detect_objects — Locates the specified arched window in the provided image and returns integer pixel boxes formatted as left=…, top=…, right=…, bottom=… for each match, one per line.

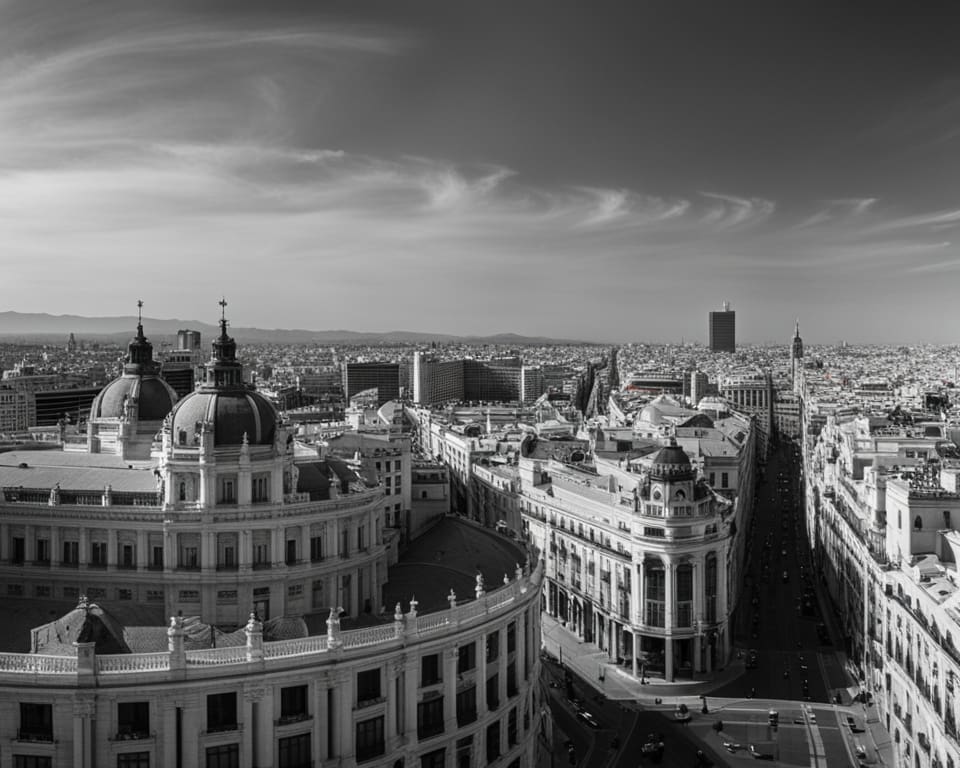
left=914, top=515, right=922, bottom=531
left=179, top=482, right=186, bottom=501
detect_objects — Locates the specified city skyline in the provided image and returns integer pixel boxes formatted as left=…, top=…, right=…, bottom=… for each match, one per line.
left=2, top=1, right=959, bottom=343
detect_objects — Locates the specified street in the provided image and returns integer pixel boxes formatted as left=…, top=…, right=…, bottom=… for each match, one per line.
left=539, top=441, right=869, bottom=768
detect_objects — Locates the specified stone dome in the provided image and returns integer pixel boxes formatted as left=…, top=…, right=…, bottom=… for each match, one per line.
left=90, top=312, right=177, bottom=421
left=167, top=300, right=279, bottom=447
left=92, top=375, right=178, bottom=421
left=169, top=388, right=277, bottom=446
left=649, top=438, right=694, bottom=481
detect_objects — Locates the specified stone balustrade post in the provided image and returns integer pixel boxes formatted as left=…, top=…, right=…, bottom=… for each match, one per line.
left=168, top=614, right=186, bottom=676
left=245, top=611, right=264, bottom=663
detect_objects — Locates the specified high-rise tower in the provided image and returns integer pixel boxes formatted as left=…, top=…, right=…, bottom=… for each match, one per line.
left=709, top=301, right=736, bottom=353
left=791, top=319, right=804, bottom=394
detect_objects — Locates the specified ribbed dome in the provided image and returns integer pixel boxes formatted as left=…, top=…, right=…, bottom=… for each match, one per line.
left=92, top=376, right=178, bottom=421
left=91, top=311, right=177, bottom=421
left=649, top=438, right=694, bottom=481
left=169, top=389, right=277, bottom=446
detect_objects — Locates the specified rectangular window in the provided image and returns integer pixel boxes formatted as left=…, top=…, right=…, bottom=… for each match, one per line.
left=206, top=692, right=237, bottom=733
left=205, top=744, right=239, bottom=768
left=357, top=668, right=382, bottom=705
left=12, top=536, right=25, bottom=564
left=310, top=536, right=323, bottom=562
left=456, top=687, right=477, bottom=726
left=421, top=748, right=446, bottom=768
left=508, top=707, right=518, bottom=746
left=280, top=685, right=309, bottom=723
left=35, top=539, right=49, bottom=563
left=179, top=546, right=198, bottom=569
left=252, top=476, right=269, bottom=503
left=219, top=479, right=236, bottom=504
left=458, top=642, right=476, bottom=674
left=62, top=540, right=79, bottom=565
left=14, top=758, right=52, bottom=768
left=118, top=588, right=133, bottom=600
left=151, top=545, right=163, bottom=569
left=486, top=721, right=501, bottom=763
left=417, top=696, right=445, bottom=739
left=117, top=754, right=150, bottom=768
left=355, top=716, right=385, bottom=762
left=507, top=661, right=517, bottom=697
left=721, top=472, right=729, bottom=489
left=507, top=622, right=516, bottom=653
left=121, top=544, right=134, bottom=568
left=645, top=567, right=666, bottom=627
left=421, top=654, right=441, bottom=687
left=278, top=733, right=311, bottom=768
left=35, top=585, right=50, bottom=597
left=91, top=541, right=107, bottom=566
left=486, top=631, right=499, bottom=663
left=456, top=736, right=473, bottom=768
left=286, top=539, right=297, bottom=565
left=486, top=673, right=499, bottom=711
left=117, top=701, right=150, bottom=738
left=357, top=525, right=366, bottom=551
left=340, top=528, right=349, bottom=558
left=19, top=702, right=53, bottom=741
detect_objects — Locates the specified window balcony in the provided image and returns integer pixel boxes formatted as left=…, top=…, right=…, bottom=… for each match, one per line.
left=252, top=562, right=272, bottom=570
left=216, top=563, right=239, bottom=572
left=17, top=730, right=53, bottom=742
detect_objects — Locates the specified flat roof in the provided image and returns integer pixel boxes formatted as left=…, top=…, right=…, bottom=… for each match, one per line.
left=0, top=449, right=158, bottom=492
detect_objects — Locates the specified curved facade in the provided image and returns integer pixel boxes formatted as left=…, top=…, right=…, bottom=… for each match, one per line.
left=521, top=438, right=739, bottom=682
left=0, top=563, right=543, bottom=768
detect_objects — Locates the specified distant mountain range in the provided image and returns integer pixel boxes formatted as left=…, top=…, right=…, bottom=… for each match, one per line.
left=0, top=312, right=595, bottom=346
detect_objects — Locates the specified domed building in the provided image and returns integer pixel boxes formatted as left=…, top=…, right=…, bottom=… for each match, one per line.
left=86, top=309, right=178, bottom=460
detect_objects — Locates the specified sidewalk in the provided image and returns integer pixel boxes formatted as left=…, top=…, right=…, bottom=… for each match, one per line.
left=540, top=613, right=745, bottom=704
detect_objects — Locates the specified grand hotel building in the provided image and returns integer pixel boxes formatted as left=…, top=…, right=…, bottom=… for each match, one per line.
left=0, top=310, right=543, bottom=768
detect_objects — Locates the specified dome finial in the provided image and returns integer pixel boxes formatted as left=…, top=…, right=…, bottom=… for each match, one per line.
left=136, top=299, right=145, bottom=339
left=218, top=296, right=229, bottom=338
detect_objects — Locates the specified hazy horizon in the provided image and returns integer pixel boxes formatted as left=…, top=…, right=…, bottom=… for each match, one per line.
left=2, top=1, right=959, bottom=343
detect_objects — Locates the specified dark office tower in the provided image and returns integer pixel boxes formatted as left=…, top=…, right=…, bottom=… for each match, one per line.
left=162, top=330, right=203, bottom=398
left=709, top=302, right=736, bottom=353
left=343, top=362, right=401, bottom=406
left=177, top=329, right=202, bottom=351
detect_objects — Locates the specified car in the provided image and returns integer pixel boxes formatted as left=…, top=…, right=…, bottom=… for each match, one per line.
left=576, top=709, right=600, bottom=728
left=748, top=744, right=774, bottom=760
left=846, top=715, right=863, bottom=733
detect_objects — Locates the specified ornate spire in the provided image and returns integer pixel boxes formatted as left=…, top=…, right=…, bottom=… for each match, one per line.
left=124, top=300, right=159, bottom=374
left=204, top=298, right=243, bottom=388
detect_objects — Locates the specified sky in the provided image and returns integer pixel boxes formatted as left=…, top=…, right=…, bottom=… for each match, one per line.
left=1, top=0, right=960, bottom=344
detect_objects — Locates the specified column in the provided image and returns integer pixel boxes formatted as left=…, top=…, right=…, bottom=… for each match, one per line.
left=664, top=561, right=674, bottom=681
left=477, top=636, right=488, bottom=714
left=51, top=525, right=61, bottom=567
left=272, top=526, right=284, bottom=566
left=239, top=529, right=251, bottom=571
left=404, top=656, right=419, bottom=741
left=241, top=687, right=258, bottom=768
left=25, top=524, right=34, bottom=563
left=163, top=526, right=174, bottom=571
left=693, top=633, right=702, bottom=675
left=329, top=680, right=342, bottom=756
left=201, top=530, right=215, bottom=572
left=0, top=522, right=8, bottom=561
left=180, top=696, right=201, bottom=768
left=498, top=627, right=508, bottom=707
left=78, top=527, right=89, bottom=566
left=160, top=699, right=178, bottom=768
left=443, top=647, right=458, bottom=731
left=315, top=675, right=330, bottom=762
left=254, top=686, right=274, bottom=768
left=338, top=672, right=355, bottom=760
left=106, top=527, right=117, bottom=568
left=301, top=524, right=310, bottom=564
left=386, top=661, right=401, bottom=748
left=517, top=612, right=527, bottom=682
left=630, top=629, right=638, bottom=678
left=136, top=529, right=147, bottom=569
left=72, top=696, right=95, bottom=768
